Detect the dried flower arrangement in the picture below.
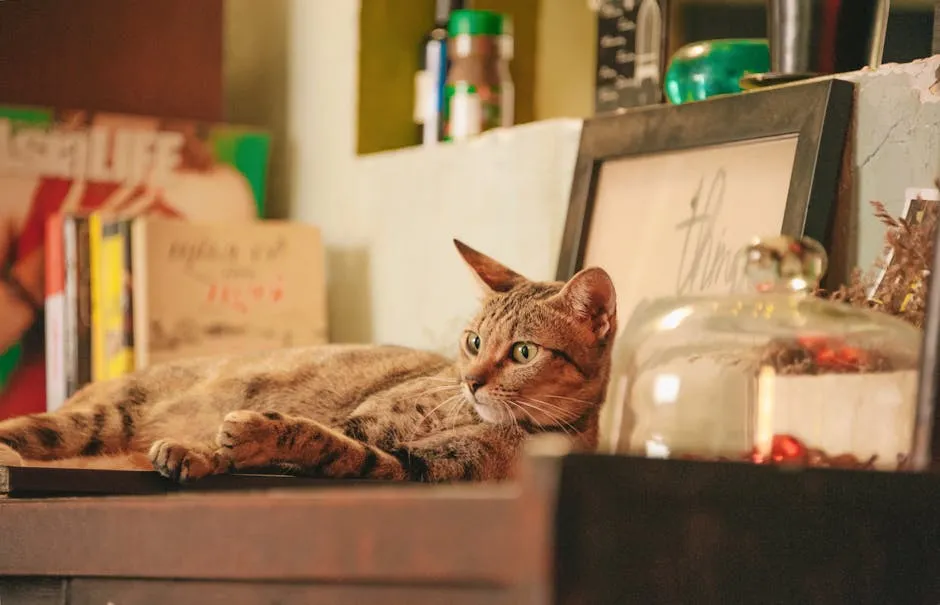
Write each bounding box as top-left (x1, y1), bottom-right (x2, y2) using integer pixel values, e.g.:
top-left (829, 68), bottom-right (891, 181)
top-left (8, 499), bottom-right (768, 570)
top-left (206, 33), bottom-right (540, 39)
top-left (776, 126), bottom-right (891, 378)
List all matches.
top-left (824, 187), bottom-right (940, 330)
top-left (757, 183), bottom-right (939, 378)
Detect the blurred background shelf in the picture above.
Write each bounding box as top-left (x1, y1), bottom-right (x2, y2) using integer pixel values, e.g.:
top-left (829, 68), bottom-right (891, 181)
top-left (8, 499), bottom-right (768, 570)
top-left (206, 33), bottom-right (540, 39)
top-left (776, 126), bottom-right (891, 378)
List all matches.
top-left (0, 0), bottom-right (937, 352)
top-left (354, 0), bottom-right (937, 155)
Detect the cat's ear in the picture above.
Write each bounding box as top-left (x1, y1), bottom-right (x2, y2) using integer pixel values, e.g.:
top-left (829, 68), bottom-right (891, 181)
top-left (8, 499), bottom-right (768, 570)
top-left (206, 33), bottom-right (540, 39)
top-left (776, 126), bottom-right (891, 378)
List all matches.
top-left (554, 267), bottom-right (617, 341)
top-left (454, 239), bottom-right (525, 293)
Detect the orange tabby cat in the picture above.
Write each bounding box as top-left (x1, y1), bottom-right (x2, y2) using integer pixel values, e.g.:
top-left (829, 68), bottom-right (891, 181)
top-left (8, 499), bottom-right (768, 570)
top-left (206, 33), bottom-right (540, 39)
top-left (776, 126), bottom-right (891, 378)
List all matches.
top-left (0, 240), bottom-right (617, 482)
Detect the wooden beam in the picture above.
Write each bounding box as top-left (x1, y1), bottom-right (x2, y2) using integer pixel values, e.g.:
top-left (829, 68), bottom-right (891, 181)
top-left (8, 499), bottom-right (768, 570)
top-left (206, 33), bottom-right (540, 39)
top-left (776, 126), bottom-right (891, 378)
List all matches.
top-left (0, 0), bottom-right (224, 121)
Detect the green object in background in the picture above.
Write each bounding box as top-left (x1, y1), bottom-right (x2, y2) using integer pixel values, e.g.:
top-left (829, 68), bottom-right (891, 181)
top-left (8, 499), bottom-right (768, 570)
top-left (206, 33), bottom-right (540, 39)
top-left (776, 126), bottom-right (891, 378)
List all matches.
top-left (209, 127), bottom-right (271, 218)
top-left (664, 39), bottom-right (770, 105)
top-left (0, 344), bottom-right (22, 391)
top-left (448, 8), bottom-right (503, 36)
top-left (0, 106), bottom-right (54, 125)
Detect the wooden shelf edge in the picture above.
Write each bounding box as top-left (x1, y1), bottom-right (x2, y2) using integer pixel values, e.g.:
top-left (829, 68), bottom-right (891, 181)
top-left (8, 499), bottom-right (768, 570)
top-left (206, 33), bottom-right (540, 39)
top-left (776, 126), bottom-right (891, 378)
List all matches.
top-left (0, 450), bottom-right (566, 588)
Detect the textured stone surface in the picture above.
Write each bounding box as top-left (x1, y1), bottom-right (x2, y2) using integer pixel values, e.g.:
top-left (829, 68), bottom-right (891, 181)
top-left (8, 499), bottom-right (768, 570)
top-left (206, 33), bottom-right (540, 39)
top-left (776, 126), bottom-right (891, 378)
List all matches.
top-left (839, 56), bottom-right (940, 272)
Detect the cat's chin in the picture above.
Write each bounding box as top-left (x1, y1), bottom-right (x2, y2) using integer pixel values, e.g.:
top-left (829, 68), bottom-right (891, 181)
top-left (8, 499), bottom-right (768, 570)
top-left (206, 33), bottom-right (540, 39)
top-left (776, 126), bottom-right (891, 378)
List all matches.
top-left (473, 402), bottom-right (512, 424)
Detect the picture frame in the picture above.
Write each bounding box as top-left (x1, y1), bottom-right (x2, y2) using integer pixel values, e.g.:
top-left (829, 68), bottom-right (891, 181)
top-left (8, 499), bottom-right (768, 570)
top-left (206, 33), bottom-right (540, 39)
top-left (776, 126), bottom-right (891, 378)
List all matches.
top-left (913, 191), bottom-right (940, 471)
top-left (556, 78), bottom-right (854, 328)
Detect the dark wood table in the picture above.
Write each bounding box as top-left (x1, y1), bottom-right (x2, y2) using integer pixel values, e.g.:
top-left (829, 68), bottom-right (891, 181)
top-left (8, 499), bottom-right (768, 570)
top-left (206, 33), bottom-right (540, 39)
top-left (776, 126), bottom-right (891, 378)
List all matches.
top-left (3, 442), bottom-right (940, 604)
top-left (552, 454), bottom-right (940, 605)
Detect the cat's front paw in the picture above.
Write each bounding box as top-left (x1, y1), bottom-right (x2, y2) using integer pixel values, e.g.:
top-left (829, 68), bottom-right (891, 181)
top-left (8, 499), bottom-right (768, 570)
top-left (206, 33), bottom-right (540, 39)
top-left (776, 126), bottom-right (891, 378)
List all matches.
top-left (216, 410), bottom-right (283, 468)
top-left (0, 443), bottom-right (23, 467)
top-left (149, 439), bottom-right (222, 482)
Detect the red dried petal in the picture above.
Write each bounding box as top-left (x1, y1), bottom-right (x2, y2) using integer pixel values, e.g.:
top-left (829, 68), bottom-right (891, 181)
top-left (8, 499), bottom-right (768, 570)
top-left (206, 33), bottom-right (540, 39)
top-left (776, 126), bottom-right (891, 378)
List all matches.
top-left (771, 434), bottom-right (808, 464)
top-left (816, 348), bottom-right (837, 367)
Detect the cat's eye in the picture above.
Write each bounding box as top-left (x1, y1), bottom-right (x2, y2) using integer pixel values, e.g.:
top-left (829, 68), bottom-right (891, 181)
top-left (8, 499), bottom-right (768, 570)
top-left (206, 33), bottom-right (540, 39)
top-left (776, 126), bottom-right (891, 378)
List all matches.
top-left (465, 332), bottom-right (482, 355)
top-left (510, 342), bottom-right (539, 364)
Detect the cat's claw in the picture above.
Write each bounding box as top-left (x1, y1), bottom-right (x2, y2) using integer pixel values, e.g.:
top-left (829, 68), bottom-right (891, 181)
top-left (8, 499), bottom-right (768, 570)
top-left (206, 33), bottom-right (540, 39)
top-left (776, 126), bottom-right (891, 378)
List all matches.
top-left (0, 443), bottom-right (23, 467)
top-left (149, 439), bottom-right (220, 482)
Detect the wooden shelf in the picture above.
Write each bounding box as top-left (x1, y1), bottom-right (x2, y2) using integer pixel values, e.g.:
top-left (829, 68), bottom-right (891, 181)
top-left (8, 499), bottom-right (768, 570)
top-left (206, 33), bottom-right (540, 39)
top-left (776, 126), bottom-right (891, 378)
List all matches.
top-left (3, 448), bottom-right (940, 603)
top-left (0, 451), bottom-right (561, 604)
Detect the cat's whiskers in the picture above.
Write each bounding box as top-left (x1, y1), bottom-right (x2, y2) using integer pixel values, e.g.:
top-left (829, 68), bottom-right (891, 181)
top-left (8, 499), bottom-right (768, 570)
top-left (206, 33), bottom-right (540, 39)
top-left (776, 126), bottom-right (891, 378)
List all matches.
top-left (496, 396), bottom-right (538, 428)
top-left (381, 383), bottom-right (458, 422)
top-left (416, 384), bottom-right (462, 400)
top-left (540, 393), bottom-right (596, 406)
top-left (421, 374), bottom-right (461, 384)
top-left (520, 394), bottom-right (582, 421)
top-left (410, 392), bottom-right (462, 438)
top-left (522, 400), bottom-right (580, 433)
top-left (506, 400), bottom-right (521, 432)
top-left (513, 397), bottom-right (578, 436)
top-left (442, 393), bottom-right (471, 434)
top-left (495, 399), bottom-right (522, 433)
top-left (503, 390), bottom-right (577, 425)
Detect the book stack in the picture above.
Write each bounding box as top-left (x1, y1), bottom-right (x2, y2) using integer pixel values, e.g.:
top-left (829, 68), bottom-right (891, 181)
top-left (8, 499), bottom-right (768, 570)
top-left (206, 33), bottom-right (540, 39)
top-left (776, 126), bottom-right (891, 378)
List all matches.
top-left (44, 214), bottom-right (329, 411)
top-left (0, 105), bottom-right (329, 416)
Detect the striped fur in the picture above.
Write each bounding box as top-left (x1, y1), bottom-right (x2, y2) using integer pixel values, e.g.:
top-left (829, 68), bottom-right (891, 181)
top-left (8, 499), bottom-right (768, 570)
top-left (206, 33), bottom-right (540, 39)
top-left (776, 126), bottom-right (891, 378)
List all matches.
top-left (0, 240), bottom-right (617, 483)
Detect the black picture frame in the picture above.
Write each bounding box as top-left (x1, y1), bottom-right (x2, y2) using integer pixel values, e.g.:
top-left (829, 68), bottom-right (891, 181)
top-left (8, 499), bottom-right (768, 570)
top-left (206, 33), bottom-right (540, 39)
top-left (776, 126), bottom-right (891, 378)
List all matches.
top-left (556, 78), bottom-right (855, 282)
top-left (913, 202), bottom-right (940, 471)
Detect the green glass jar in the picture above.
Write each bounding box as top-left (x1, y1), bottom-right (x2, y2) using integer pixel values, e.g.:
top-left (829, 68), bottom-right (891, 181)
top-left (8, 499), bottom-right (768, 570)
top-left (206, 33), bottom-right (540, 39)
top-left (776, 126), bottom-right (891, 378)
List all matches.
top-left (664, 39), bottom-right (770, 105)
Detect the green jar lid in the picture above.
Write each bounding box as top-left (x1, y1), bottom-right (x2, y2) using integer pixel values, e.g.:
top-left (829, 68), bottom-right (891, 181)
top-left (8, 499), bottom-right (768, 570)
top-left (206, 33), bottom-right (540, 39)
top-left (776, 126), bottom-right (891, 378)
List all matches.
top-left (448, 9), bottom-right (502, 36)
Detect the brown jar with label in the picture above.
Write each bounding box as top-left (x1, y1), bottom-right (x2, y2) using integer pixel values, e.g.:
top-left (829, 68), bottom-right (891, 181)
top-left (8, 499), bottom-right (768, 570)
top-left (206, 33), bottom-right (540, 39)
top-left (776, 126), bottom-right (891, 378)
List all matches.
top-left (444, 9), bottom-right (512, 142)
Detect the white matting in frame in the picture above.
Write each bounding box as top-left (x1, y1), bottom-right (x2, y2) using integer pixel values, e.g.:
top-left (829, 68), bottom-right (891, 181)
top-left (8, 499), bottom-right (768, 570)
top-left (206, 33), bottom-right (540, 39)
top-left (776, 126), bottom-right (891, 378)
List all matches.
top-left (582, 134), bottom-right (800, 333)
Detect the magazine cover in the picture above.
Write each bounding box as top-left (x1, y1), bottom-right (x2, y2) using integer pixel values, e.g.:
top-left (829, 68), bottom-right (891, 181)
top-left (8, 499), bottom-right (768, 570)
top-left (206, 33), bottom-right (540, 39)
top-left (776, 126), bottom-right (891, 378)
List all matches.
top-left (0, 105), bottom-right (271, 419)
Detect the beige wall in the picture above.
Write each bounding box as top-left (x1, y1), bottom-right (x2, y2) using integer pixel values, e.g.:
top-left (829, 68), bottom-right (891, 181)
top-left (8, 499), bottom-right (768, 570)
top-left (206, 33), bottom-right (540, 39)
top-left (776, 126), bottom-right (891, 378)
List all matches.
top-left (222, 0), bottom-right (593, 343)
top-left (223, 0), bottom-right (290, 218)
top-left (224, 0), bottom-right (362, 225)
top-left (227, 0), bottom-right (369, 341)
top-left (535, 0), bottom-right (596, 120)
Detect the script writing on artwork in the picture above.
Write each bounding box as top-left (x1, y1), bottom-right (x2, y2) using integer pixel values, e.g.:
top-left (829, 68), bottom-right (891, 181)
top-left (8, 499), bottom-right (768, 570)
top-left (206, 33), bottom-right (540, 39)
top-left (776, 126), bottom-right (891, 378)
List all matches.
top-left (674, 168), bottom-right (746, 296)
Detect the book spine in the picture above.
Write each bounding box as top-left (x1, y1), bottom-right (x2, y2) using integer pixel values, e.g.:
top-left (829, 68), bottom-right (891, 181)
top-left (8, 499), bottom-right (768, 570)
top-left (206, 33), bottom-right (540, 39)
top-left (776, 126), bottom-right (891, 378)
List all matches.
top-left (74, 216), bottom-right (93, 390)
top-left (62, 216), bottom-right (80, 397)
top-left (43, 212), bottom-right (66, 411)
top-left (101, 218), bottom-right (132, 379)
top-left (119, 219), bottom-right (135, 372)
top-left (130, 218), bottom-right (150, 370)
top-left (88, 212), bottom-right (104, 383)
top-left (90, 214), bottom-right (132, 382)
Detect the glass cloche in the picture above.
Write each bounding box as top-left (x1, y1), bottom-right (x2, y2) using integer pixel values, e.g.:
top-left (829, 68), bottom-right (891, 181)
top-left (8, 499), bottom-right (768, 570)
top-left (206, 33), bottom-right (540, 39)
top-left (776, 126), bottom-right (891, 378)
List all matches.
top-left (601, 235), bottom-right (923, 471)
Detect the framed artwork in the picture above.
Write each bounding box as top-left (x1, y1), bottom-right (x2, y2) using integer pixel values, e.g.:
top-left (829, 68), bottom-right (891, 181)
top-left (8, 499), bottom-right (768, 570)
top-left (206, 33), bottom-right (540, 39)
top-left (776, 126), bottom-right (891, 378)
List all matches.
top-left (556, 78), bottom-right (854, 330)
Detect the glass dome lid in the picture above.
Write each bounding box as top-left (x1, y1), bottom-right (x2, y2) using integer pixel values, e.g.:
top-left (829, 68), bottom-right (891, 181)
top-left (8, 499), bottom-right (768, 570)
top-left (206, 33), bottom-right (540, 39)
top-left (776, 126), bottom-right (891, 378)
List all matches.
top-left (602, 235), bottom-right (923, 471)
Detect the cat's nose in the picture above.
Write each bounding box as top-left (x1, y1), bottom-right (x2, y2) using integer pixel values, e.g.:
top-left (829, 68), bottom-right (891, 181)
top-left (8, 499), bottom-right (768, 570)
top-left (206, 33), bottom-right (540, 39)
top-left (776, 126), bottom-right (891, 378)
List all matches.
top-left (464, 375), bottom-right (485, 393)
